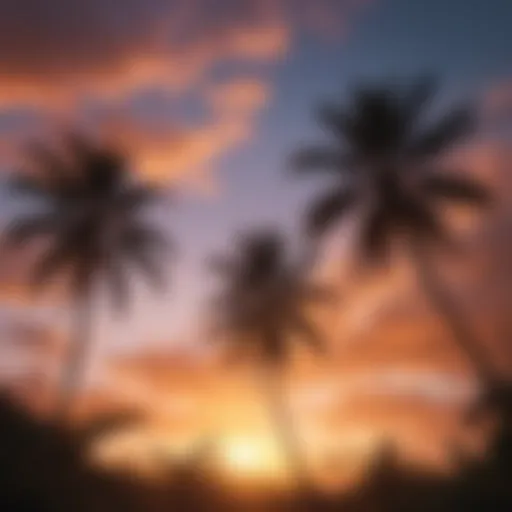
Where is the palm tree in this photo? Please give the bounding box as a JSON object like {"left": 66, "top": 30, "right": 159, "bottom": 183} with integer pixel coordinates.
{"left": 292, "top": 78, "right": 495, "bottom": 386}
{"left": 5, "top": 134, "right": 171, "bottom": 420}
{"left": 209, "top": 230, "right": 331, "bottom": 491}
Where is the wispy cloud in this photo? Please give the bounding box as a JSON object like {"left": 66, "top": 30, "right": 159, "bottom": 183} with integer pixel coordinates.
{"left": 0, "top": 0, "right": 369, "bottom": 186}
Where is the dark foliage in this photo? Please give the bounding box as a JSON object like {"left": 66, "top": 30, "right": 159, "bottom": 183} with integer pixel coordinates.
{"left": 1, "top": 394, "right": 511, "bottom": 512}
{"left": 210, "top": 229, "right": 332, "bottom": 365}
{"left": 5, "top": 134, "right": 171, "bottom": 303}
{"left": 3, "top": 134, "right": 172, "bottom": 418}
{"left": 293, "top": 77, "right": 498, "bottom": 388}
{"left": 292, "top": 78, "right": 491, "bottom": 262}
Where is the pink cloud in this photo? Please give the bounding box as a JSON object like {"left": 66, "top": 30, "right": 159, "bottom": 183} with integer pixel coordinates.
{"left": 0, "top": 0, "right": 369, "bottom": 188}
{"left": 0, "top": 0, "right": 369, "bottom": 109}
{"left": 95, "top": 77, "right": 271, "bottom": 185}
{"left": 0, "top": 1, "right": 289, "bottom": 107}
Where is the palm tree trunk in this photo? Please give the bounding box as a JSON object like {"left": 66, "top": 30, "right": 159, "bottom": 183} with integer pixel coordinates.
{"left": 259, "top": 364, "right": 312, "bottom": 495}
{"left": 54, "top": 291, "right": 93, "bottom": 422}
{"left": 409, "top": 239, "right": 498, "bottom": 387}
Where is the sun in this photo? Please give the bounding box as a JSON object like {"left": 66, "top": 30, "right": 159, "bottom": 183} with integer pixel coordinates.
{"left": 223, "top": 439, "right": 265, "bottom": 471}
{"left": 220, "top": 437, "right": 282, "bottom": 478}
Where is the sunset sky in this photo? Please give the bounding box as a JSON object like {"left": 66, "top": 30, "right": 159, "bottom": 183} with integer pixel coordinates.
{"left": 0, "top": 0, "right": 511, "bottom": 484}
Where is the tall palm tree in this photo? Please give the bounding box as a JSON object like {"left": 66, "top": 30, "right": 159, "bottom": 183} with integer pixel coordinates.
{"left": 209, "top": 230, "right": 331, "bottom": 491}
{"left": 5, "top": 134, "right": 171, "bottom": 420}
{"left": 292, "top": 78, "right": 495, "bottom": 386}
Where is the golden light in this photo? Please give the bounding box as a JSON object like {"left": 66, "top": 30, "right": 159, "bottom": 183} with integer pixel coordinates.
{"left": 219, "top": 436, "right": 284, "bottom": 480}
{"left": 224, "top": 440, "right": 262, "bottom": 471}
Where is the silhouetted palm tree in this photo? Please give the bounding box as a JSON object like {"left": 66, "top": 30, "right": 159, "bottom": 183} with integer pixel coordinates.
{"left": 209, "top": 230, "right": 331, "bottom": 491}
{"left": 6, "top": 134, "right": 171, "bottom": 420}
{"left": 292, "top": 78, "right": 495, "bottom": 385}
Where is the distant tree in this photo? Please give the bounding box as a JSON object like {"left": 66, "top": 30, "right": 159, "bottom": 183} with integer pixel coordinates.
{"left": 209, "top": 230, "right": 332, "bottom": 491}
{"left": 6, "top": 134, "right": 172, "bottom": 420}
{"left": 292, "top": 78, "right": 495, "bottom": 386}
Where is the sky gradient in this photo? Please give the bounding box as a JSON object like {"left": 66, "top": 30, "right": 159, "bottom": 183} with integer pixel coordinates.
{"left": 0, "top": 0, "right": 511, "bottom": 481}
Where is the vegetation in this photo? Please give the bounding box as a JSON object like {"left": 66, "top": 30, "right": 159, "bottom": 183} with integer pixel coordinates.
{"left": 0, "top": 78, "right": 509, "bottom": 511}
{"left": 292, "top": 78, "right": 495, "bottom": 385}
{"left": 210, "top": 230, "right": 332, "bottom": 492}
{"left": 1, "top": 391, "right": 512, "bottom": 511}
{"left": 5, "top": 135, "right": 171, "bottom": 420}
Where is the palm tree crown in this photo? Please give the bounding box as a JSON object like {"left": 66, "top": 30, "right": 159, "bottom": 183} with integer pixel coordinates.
{"left": 293, "top": 79, "right": 490, "bottom": 259}
{"left": 6, "top": 134, "right": 170, "bottom": 305}
{"left": 293, "top": 78, "right": 497, "bottom": 387}
{"left": 210, "top": 230, "right": 329, "bottom": 365}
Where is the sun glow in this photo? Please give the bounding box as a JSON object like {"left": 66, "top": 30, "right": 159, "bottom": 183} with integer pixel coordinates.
{"left": 224, "top": 440, "right": 263, "bottom": 471}
{"left": 219, "top": 437, "right": 284, "bottom": 479}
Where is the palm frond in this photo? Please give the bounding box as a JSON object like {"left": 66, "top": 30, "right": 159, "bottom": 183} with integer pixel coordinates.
{"left": 7, "top": 173, "right": 46, "bottom": 199}
{"left": 25, "top": 141, "right": 71, "bottom": 187}
{"left": 300, "top": 283, "right": 339, "bottom": 305}
{"left": 290, "top": 314, "right": 324, "bottom": 353}
{"left": 306, "top": 188, "right": 356, "bottom": 236}
{"left": 118, "top": 184, "right": 166, "bottom": 212}
{"left": 360, "top": 206, "right": 393, "bottom": 263}
{"left": 122, "top": 224, "right": 173, "bottom": 260}
{"left": 410, "top": 107, "right": 474, "bottom": 158}
{"left": 403, "top": 199, "right": 454, "bottom": 249}
{"left": 209, "top": 228, "right": 318, "bottom": 367}
{"left": 91, "top": 151, "right": 125, "bottom": 191}
{"left": 238, "top": 231, "right": 285, "bottom": 285}
{"left": 30, "top": 241, "right": 75, "bottom": 291}
{"left": 207, "top": 254, "right": 237, "bottom": 279}
{"left": 290, "top": 145, "right": 347, "bottom": 174}
{"left": 403, "top": 76, "right": 438, "bottom": 124}
{"left": 317, "top": 103, "right": 350, "bottom": 137}
{"left": 65, "top": 134, "right": 125, "bottom": 194}
{"left": 4, "top": 214, "right": 61, "bottom": 247}
{"left": 422, "top": 173, "right": 491, "bottom": 206}
{"left": 295, "top": 78, "right": 486, "bottom": 278}
{"left": 344, "top": 87, "right": 408, "bottom": 154}
{"left": 8, "top": 132, "right": 171, "bottom": 317}
{"left": 127, "top": 246, "right": 167, "bottom": 291}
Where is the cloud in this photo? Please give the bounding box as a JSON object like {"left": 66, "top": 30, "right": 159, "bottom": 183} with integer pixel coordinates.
{"left": 0, "top": 77, "right": 271, "bottom": 188}
{"left": 95, "top": 77, "right": 271, "bottom": 185}
{"left": 207, "top": 79, "right": 270, "bottom": 118}
{"left": 0, "top": 0, "right": 290, "bottom": 107}
{"left": 0, "top": 0, "right": 369, "bottom": 187}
